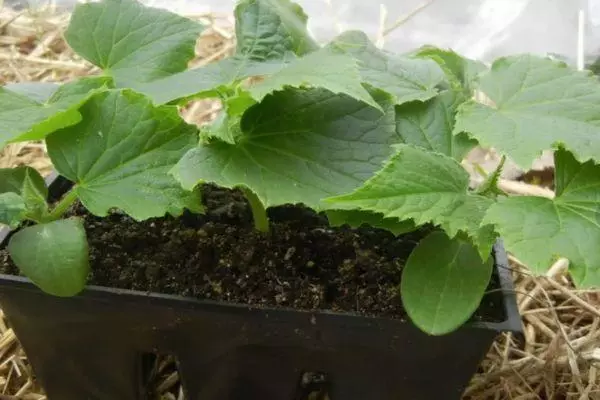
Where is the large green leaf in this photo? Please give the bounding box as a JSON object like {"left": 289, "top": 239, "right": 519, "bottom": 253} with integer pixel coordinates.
{"left": 326, "top": 31, "right": 445, "bottom": 105}
{"left": 249, "top": 50, "right": 381, "bottom": 111}
{"left": 134, "top": 0, "right": 316, "bottom": 105}
{"left": 414, "top": 46, "right": 486, "bottom": 93}
{"left": 326, "top": 209, "right": 416, "bottom": 235}
{"left": 484, "top": 149, "right": 600, "bottom": 287}
{"left": 0, "top": 166, "right": 48, "bottom": 224}
{"left": 455, "top": 55, "right": 600, "bottom": 168}
{"left": 198, "top": 47, "right": 386, "bottom": 143}
{"left": 172, "top": 88, "right": 398, "bottom": 210}
{"left": 7, "top": 218, "right": 89, "bottom": 297}
{"left": 396, "top": 90, "right": 477, "bottom": 161}
{"left": 401, "top": 231, "right": 493, "bottom": 335}
{"left": 0, "top": 78, "right": 107, "bottom": 148}
{"left": 46, "top": 90, "right": 202, "bottom": 221}
{"left": 326, "top": 144, "right": 495, "bottom": 257}
{"left": 64, "top": 0, "right": 203, "bottom": 86}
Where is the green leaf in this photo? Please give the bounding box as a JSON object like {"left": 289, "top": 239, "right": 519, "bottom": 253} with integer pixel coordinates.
{"left": 7, "top": 218, "right": 89, "bottom": 297}
{"left": 46, "top": 90, "right": 202, "bottom": 221}
{"left": 0, "top": 166, "right": 48, "bottom": 223}
{"left": 185, "top": 44, "right": 384, "bottom": 145}
{"left": 0, "top": 78, "right": 107, "bottom": 148}
{"left": 249, "top": 50, "right": 381, "bottom": 111}
{"left": 326, "top": 144, "right": 476, "bottom": 228}
{"left": 224, "top": 89, "right": 258, "bottom": 116}
{"left": 441, "top": 196, "right": 497, "bottom": 260}
{"left": 4, "top": 82, "right": 59, "bottom": 102}
{"left": 326, "top": 144, "right": 495, "bottom": 255}
{"left": 396, "top": 90, "right": 477, "bottom": 160}
{"left": 135, "top": 58, "right": 288, "bottom": 106}
{"left": 483, "top": 149, "right": 600, "bottom": 287}
{"left": 326, "top": 31, "right": 445, "bottom": 105}
{"left": 414, "top": 46, "right": 487, "bottom": 93}
{"left": 172, "top": 88, "right": 398, "bottom": 210}
{"left": 0, "top": 166, "right": 47, "bottom": 198}
{"left": 65, "top": 0, "right": 203, "bottom": 86}
{"left": 473, "top": 224, "right": 498, "bottom": 261}
{"left": 0, "top": 193, "right": 26, "bottom": 228}
{"left": 134, "top": 0, "right": 316, "bottom": 105}
{"left": 401, "top": 231, "right": 493, "bottom": 335}
{"left": 455, "top": 55, "right": 600, "bottom": 167}
{"left": 326, "top": 209, "right": 416, "bottom": 235}
{"left": 50, "top": 77, "right": 111, "bottom": 102}
{"left": 235, "top": 0, "right": 318, "bottom": 57}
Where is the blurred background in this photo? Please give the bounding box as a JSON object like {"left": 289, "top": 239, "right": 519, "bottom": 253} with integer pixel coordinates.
{"left": 5, "top": 0, "right": 600, "bottom": 66}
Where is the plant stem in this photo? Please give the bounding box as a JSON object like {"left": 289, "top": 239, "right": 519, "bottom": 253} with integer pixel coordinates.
{"left": 241, "top": 187, "right": 269, "bottom": 233}
{"left": 46, "top": 189, "right": 79, "bottom": 221}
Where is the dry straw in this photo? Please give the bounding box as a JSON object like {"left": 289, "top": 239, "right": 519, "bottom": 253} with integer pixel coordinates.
{"left": 0, "top": 3, "right": 598, "bottom": 399}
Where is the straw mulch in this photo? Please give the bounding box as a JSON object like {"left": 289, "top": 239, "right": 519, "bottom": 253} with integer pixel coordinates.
{"left": 0, "top": 4, "right": 599, "bottom": 400}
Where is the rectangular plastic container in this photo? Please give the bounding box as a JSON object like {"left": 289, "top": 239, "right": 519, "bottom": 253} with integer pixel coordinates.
{"left": 0, "top": 175, "right": 523, "bottom": 400}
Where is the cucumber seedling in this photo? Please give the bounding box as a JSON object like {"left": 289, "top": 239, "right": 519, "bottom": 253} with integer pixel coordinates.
{"left": 1, "top": 0, "right": 599, "bottom": 335}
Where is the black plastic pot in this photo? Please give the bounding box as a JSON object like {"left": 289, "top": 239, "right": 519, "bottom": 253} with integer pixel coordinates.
{"left": 0, "top": 175, "right": 523, "bottom": 400}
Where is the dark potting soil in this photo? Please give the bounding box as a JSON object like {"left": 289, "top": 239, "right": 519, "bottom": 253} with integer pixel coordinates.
{"left": 0, "top": 184, "right": 505, "bottom": 322}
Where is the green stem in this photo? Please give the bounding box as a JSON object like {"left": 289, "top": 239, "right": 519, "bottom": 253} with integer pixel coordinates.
{"left": 45, "top": 189, "right": 79, "bottom": 222}
{"left": 241, "top": 187, "right": 269, "bottom": 233}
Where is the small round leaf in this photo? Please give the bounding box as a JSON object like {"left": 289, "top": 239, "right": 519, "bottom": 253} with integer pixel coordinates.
{"left": 8, "top": 218, "right": 90, "bottom": 297}
{"left": 401, "top": 231, "right": 493, "bottom": 335}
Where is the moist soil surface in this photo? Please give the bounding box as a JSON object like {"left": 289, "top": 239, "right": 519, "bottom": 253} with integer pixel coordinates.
{"left": 0, "top": 184, "right": 505, "bottom": 322}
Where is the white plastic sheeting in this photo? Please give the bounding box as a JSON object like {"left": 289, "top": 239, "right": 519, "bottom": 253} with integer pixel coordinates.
{"left": 7, "top": 0, "right": 600, "bottom": 65}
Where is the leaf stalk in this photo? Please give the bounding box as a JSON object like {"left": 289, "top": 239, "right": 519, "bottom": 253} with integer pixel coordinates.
{"left": 241, "top": 187, "right": 269, "bottom": 233}
{"left": 45, "top": 189, "right": 79, "bottom": 222}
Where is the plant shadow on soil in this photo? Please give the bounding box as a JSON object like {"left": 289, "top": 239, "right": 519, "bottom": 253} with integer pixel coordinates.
{"left": 0, "top": 184, "right": 505, "bottom": 323}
